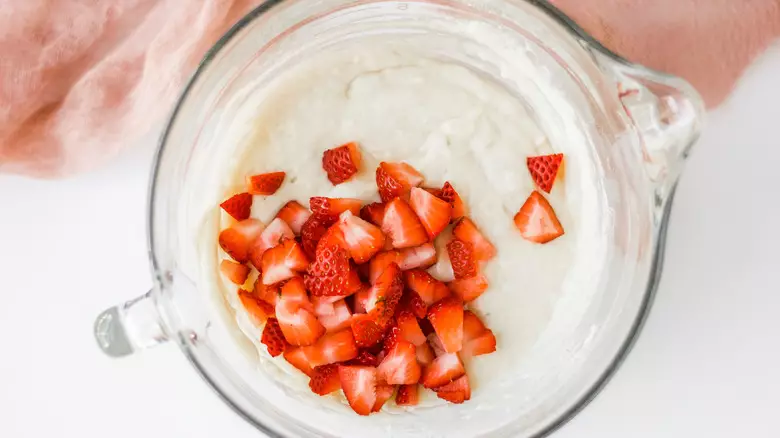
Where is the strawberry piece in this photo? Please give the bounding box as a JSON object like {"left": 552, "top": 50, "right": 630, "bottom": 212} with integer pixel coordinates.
{"left": 372, "top": 384, "right": 395, "bottom": 412}
{"left": 369, "top": 251, "right": 401, "bottom": 284}
{"left": 246, "top": 171, "right": 285, "bottom": 195}
{"left": 275, "top": 200, "right": 311, "bottom": 235}
{"left": 351, "top": 315, "right": 384, "bottom": 348}
{"left": 347, "top": 350, "right": 379, "bottom": 367}
{"left": 337, "top": 211, "right": 386, "bottom": 263}
{"left": 395, "top": 384, "right": 419, "bottom": 406}
{"left": 302, "top": 329, "right": 359, "bottom": 367}
{"left": 253, "top": 277, "right": 280, "bottom": 306}
{"left": 284, "top": 347, "right": 314, "bottom": 376}
{"left": 249, "top": 218, "right": 295, "bottom": 268}
{"left": 338, "top": 365, "right": 378, "bottom": 416}
{"left": 423, "top": 187, "right": 443, "bottom": 198}
{"left": 416, "top": 342, "right": 435, "bottom": 366}
{"left": 375, "top": 162, "right": 424, "bottom": 202}
{"left": 409, "top": 187, "right": 452, "bottom": 239}
{"left": 309, "top": 197, "right": 362, "bottom": 220}
{"left": 427, "top": 333, "right": 447, "bottom": 357}
{"left": 447, "top": 274, "right": 488, "bottom": 303}
{"left": 381, "top": 198, "right": 428, "bottom": 249}
{"left": 427, "top": 296, "right": 464, "bottom": 353}
{"left": 433, "top": 374, "right": 471, "bottom": 404}
{"left": 275, "top": 277, "right": 324, "bottom": 346}
{"left": 353, "top": 286, "right": 372, "bottom": 314}
{"left": 261, "top": 239, "right": 309, "bottom": 285}
{"left": 316, "top": 223, "right": 347, "bottom": 254}
{"left": 368, "top": 263, "right": 404, "bottom": 327}
{"left": 446, "top": 238, "right": 477, "bottom": 279}
{"left": 440, "top": 182, "right": 466, "bottom": 221}
{"left": 300, "top": 215, "right": 334, "bottom": 259}
{"left": 261, "top": 318, "right": 289, "bottom": 357}
{"left": 218, "top": 218, "right": 265, "bottom": 263}
{"left": 527, "top": 153, "right": 564, "bottom": 193}
{"left": 316, "top": 299, "right": 353, "bottom": 333}
{"left": 397, "top": 243, "right": 437, "bottom": 270}
{"left": 396, "top": 309, "right": 426, "bottom": 346}
{"left": 461, "top": 310, "right": 496, "bottom": 357}
{"left": 382, "top": 323, "right": 401, "bottom": 355}
{"left": 452, "top": 217, "right": 496, "bottom": 261}
{"left": 220, "top": 192, "right": 253, "bottom": 221}
{"left": 322, "top": 142, "right": 362, "bottom": 185}
{"left": 400, "top": 290, "right": 428, "bottom": 319}
{"left": 404, "top": 269, "right": 450, "bottom": 306}
{"left": 309, "top": 364, "right": 341, "bottom": 395}
{"left": 514, "top": 191, "right": 564, "bottom": 243}
{"left": 377, "top": 340, "right": 421, "bottom": 385}
{"left": 219, "top": 260, "right": 250, "bottom": 285}
{"left": 360, "top": 202, "right": 386, "bottom": 227}
{"left": 421, "top": 352, "right": 465, "bottom": 388}
{"left": 304, "top": 244, "right": 349, "bottom": 293}
{"left": 238, "top": 289, "right": 274, "bottom": 324}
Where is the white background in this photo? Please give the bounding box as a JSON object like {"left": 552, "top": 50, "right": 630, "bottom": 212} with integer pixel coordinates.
{"left": 1, "top": 45, "right": 778, "bottom": 437}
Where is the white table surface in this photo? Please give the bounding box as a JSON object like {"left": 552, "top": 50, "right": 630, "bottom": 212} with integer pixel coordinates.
{"left": 2, "top": 45, "right": 778, "bottom": 438}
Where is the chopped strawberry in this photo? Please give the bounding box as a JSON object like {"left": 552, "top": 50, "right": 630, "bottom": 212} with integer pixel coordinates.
{"left": 375, "top": 162, "right": 424, "bottom": 202}
{"left": 338, "top": 366, "right": 378, "bottom": 416}
{"left": 440, "top": 182, "right": 466, "bottom": 221}
{"left": 381, "top": 198, "right": 428, "bottom": 249}
{"left": 261, "top": 318, "right": 289, "bottom": 357}
{"left": 220, "top": 192, "right": 253, "bottom": 221}
{"left": 261, "top": 239, "right": 309, "bottom": 285}
{"left": 316, "top": 223, "right": 347, "bottom": 254}
{"left": 461, "top": 310, "right": 496, "bottom": 357}
{"left": 527, "top": 153, "right": 564, "bottom": 193}
{"left": 382, "top": 323, "right": 401, "bottom": 355}
{"left": 219, "top": 218, "right": 266, "bottom": 263}
{"left": 421, "top": 353, "right": 465, "bottom": 388}
{"left": 337, "top": 211, "right": 386, "bottom": 263}
{"left": 299, "top": 215, "right": 334, "bottom": 259}
{"left": 427, "top": 333, "right": 447, "bottom": 357}
{"left": 302, "top": 329, "right": 359, "bottom": 367}
{"left": 368, "top": 251, "right": 400, "bottom": 284}
{"left": 316, "top": 299, "right": 353, "bottom": 333}
{"left": 367, "top": 263, "right": 404, "bottom": 327}
{"left": 275, "top": 277, "right": 324, "bottom": 346}
{"left": 514, "top": 191, "right": 564, "bottom": 243}
{"left": 427, "top": 296, "right": 464, "bottom": 353}
{"left": 452, "top": 217, "right": 496, "bottom": 261}
{"left": 446, "top": 238, "right": 477, "bottom": 279}
{"left": 395, "top": 384, "right": 419, "bottom": 406}
{"left": 309, "top": 364, "right": 341, "bottom": 395}
{"left": 309, "top": 197, "right": 362, "bottom": 220}
{"left": 404, "top": 269, "right": 450, "bottom": 305}
{"left": 253, "top": 277, "right": 280, "bottom": 306}
{"left": 447, "top": 274, "right": 488, "bottom": 303}
{"left": 409, "top": 187, "right": 452, "bottom": 239}
{"left": 397, "top": 243, "right": 437, "bottom": 270}
{"left": 275, "top": 200, "right": 311, "bottom": 235}
{"left": 347, "top": 350, "right": 379, "bottom": 367}
{"left": 360, "top": 202, "right": 386, "bottom": 227}
{"left": 238, "top": 289, "right": 275, "bottom": 324}
{"left": 352, "top": 286, "right": 372, "bottom": 314}
{"left": 377, "top": 340, "right": 421, "bottom": 385}
{"left": 433, "top": 374, "right": 471, "bottom": 404}
{"left": 423, "top": 187, "right": 443, "bottom": 198}
{"left": 372, "top": 384, "right": 395, "bottom": 412}
{"left": 246, "top": 171, "right": 286, "bottom": 195}
{"left": 322, "top": 142, "right": 362, "bottom": 185}
{"left": 284, "top": 347, "right": 313, "bottom": 377}
{"left": 351, "top": 315, "right": 384, "bottom": 348}
{"left": 304, "top": 244, "right": 350, "bottom": 296}
{"left": 416, "top": 342, "right": 435, "bottom": 366}
{"left": 219, "top": 260, "right": 250, "bottom": 285}
{"left": 396, "top": 309, "right": 426, "bottom": 346}
{"left": 249, "top": 218, "right": 295, "bottom": 268}
{"left": 399, "top": 289, "right": 428, "bottom": 319}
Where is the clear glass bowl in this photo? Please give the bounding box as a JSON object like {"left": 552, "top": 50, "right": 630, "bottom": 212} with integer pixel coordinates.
{"left": 93, "top": 1, "right": 704, "bottom": 436}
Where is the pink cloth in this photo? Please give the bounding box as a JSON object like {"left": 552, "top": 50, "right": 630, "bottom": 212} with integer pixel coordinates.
{"left": 0, "top": 0, "right": 260, "bottom": 178}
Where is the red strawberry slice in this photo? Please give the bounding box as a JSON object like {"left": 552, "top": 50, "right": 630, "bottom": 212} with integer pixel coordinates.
{"left": 375, "top": 162, "right": 424, "bottom": 202}
{"left": 350, "top": 315, "right": 384, "bottom": 348}
{"left": 396, "top": 309, "right": 426, "bottom": 346}
{"left": 275, "top": 200, "right": 311, "bottom": 235}
{"left": 337, "top": 211, "right": 386, "bottom": 263}
{"left": 440, "top": 182, "right": 466, "bottom": 221}
{"left": 238, "top": 289, "right": 275, "bottom": 324}
{"left": 447, "top": 274, "right": 489, "bottom": 303}
{"left": 316, "top": 299, "right": 353, "bottom": 333}
{"left": 316, "top": 223, "right": 347, "bottom": 254}
{"left": 427, "top": 333, "right": 447, "bottom": 357}
{"left": 360, "top": 202, "right": 386, "bottom": 227}
{"left": 309, "top": 364, "right": 341, "bottom": 395}
{"left": 397, "top": 243, "right": 437, "bottom": 270}
{"left": 427, "top": 296, "right": 464, "bottom": 353}
{"left": 261, "top": 239, "right": 309, "bottom": 285}
{"left": 275, "top": 277, "right": 324, "bottom": 346}
{"left": 261, "top": 318, "right": 289, "bottom": 357}
{"left": 367, "top": 263, "right": 404, "bottom": 327}
{"left": 372, "top": 384, "right": 395, "bottom": 412}
{"left": 446, "top": 238, "right": 477, "bottom": 279}
{"left": 416, "top": 342, "right": 435, "bottom": 366}
{"left": 404, "top": 269, "right": 450, "bottom": 306}
{"left": 409, "top": 187, "right": 452, "bottom": 239}
{"left": 309, "top": 197, "right": 362, "bottom": 220}
{"left": 220, "top": 192, "right": 253, "bottom": 221}
{"left": 452, "top": 217, "right": 496, "bottom": 261}
{"left": 421, "top": 352, "right": 465, "bottom": 388}
{"left": 283, "top": 347, "right": 314, "bottom": 377}
{"left": 322, "top": 142, "right": 362, "bottom": 185}
{"left": 433, "top": 374, "right": 471, "bottom": 404}
{"left": 514, "top": 191, "right": 564, "bottom": 243}
{"left": 368, "top": 251, "right": 400, "bottom": 284}
{"left": 218, "top": 218, "right": 265, "bottom": 263}
{"left": 246, "top": 171, "right": 286, "bottom": 195}
{"left": 377, "top": 340, "right": 421, "bottom": 385}
{"left": 461, "top": 310, "right": 496, "bottom": 357}
{"left": 381, "top": 198, "right": 428, "bottom": 249}
{"left": 249, "top": 218, "right": 295, "bottom": 268}
{"left": 399, "top": 289, "right": 428, "bottom": 319}
{"left": 347, "top": 350, "right": 379, "bottom": 367}
{"left": 253, "top": 277, "right": 280, "bottom": 306}
{"left": 219, "top": 260, "right": 250, "bottom": 285}
{"left": 304, "top": 244, "right": 350, "bottom": 294}
{"left": 527, "top": 153, "right": 564, "bottom": 193}
{"left": 338, "top": 365, "right": 378, "bottom": 416}
{"left": 302, "top": 329, "right": 359, "bottom": 367}
{"left": 395, "top": 384, "right": 419, "bottom": 406}
{"left": 300, "top": 215, "right": 334, "bottom": 259}
{"left": 382, "top": 323, "right": 401, "bottom": 355}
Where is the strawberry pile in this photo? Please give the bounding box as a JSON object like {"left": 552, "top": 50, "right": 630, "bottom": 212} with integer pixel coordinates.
{"left": 217, "top": 142, "right": 565, "bottom": 416}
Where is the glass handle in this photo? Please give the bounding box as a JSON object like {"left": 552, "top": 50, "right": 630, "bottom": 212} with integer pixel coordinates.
{"left": 94, "top": 290, "right": 169, "bottom": 358}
